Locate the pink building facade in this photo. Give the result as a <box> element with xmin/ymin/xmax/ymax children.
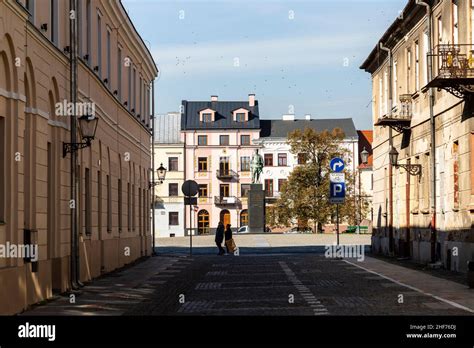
<box><xmin>181</xmin><ymin>95</ymin><xmax>261</xmax><ymax>234</ymax></box>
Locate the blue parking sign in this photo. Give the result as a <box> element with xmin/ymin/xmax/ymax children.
<box><xmin>329</xmin><ymin>182</ymin><xmax>345</xmax><ymax>204</ymax></box>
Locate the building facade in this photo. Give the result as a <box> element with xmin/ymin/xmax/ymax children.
<box><xmin>361</xmin><ymin>0</ymin><xmax>474</xmax><ymax>272</ymax></box>
<box><xmin>153</xmin><ymin>112</ymin><xmax>185</xmax><ymax>238</ymax></box>
<box><xmin>258</xmin><ymin>116</ymin><xmax>360</xmax><ymax>230</ymax></box>
<box><xmin>181</xmin><ymin>95</ymin><xmax>260</xmax><ymax>234</ymax></box>
<box><xmin>0</xmin><ymin>0</ymin><xmax>157</xmax><ymax>314</ymax></box>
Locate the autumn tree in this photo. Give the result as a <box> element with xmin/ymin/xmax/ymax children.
<box><xmin>269</xmin><ymin>127</ymin><xmax>367</xmax><ymax>233</ymax></box>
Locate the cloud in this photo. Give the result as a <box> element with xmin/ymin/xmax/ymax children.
<box><xmin>152</xmin><ymin>34</ymin><xmax>372</xmax><ymax>78</ymax></box>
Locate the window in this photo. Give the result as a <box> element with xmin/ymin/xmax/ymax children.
<box><xmin>106</xmin><ymin>28</ymin><xmax>111</xmax><ymax>87</ymax></box>
<box><xmin>393</xmin><ymin>60</ymin><xmax>398</xmax><ymax>106</ymax></box>
<box><xmin>117</xmin><ymin>46</ymin><xmax>122</xmax><ymax>99</ymax></box>
<box><xmin>220</xmin><ymin>184</ymin><xmax>230</xmax><ymax>197</ymax></box>
<box><xmin>438</xmin><ymin>16</ymin><xmax>443</xmax><ymax>69</ymax></box>
<box><xmin>236</xmin><ymin>113</ymin><xmax>246</xmax><ymax>122</ymax></box>
<box><xmin>198</xmin><ymin>184</ymin><xmax>208</xmax><ymax>197</ymax></box>
<box><xmin>0</xmin><ymin>118</ymin><xmax>4</xmax><ymax>221</ymax></box>
<box><xmin>378</xmin><ymin>77</ymin><xmax>383</xmax><ymax>117</ymax></box>
<box><xmin>278</xmin><ymin>153</ymin><xmax>287</xmax><ymax>166</ymax></box>
<box><xmin>423</xmin><ymin>32</ymin><xmax>429</xmax><ymax>86</ymax></box>
<box><xmin>220</xmin><ymin>135</ymin><xmax>229</xmax><ymax>146</ymax></box>
<box><xmin>406</xmin><ymin>49</ymin><xmax>411</xmax><ymax>94</ymax></box>
<box><xmin>169</xmin><ymin>212</ymin><xmax>179</xmax><ymax>226</ymax></box>
<box><xmin>278</xmin><ymin>179</ymin><xmax>287</xmax><ymax>192</ymax></box>
<box><xmin>202</xmin><ymin>113</ymin><xmax>212</xmax><ymax>122</ymax></box>
<box><xmin>240</xmin><ymin>210</ymin><xmax>248</xmax><ymax>227</ymax></box>
<box><xmin>453</xmin><ymin>141</ymin><xmax>460</xmax><ymax>210</ymax></box>
<box><xmin>241</xmin><ymin>184</ymin><xmax>251</xmax><ymax>197</ymax></box>
<box><xmin>169</xmin><ymin>183</ymin><xmax>179</xmax><ymax>197</ymax></box>
<box><xmin>139</xmin><ymin>76</ymin><xmax>143</xmax><ymax>119</ymax></box>
<box><xmin>50</xmin><ymin>0</ymin><xmax>58</xmax><ymax>45</ymax></box>
<box><xmin>240</xmin><ymin>135</ymin><xmax>250</xmax><ymax>145</ymax></box>
<box><xmin>415</xmin><ymin>41</ymin><xmax>419</xmax><ymax>91</ymax></box>
<box><xmin>98</xmin><ymin>171</ymin><xmax>102</xmax><ymax>233</ymax></box>
<box><xmin>168</xmin><ymin>157</ymin><xmax>178</xmax><ymax>171</ymax></box>
<box><xmin>298</xmin><ymin>153</ymin><xmax>307</xmax><ymax>164</ymax></box>
<box><xmin>26</xmin><ymin>0</ymin><xmax>35</xmax><ymax>22</ymax></box>
<box><xmin>422</xmin><ymin>153</ymin><xmax>430</xmax><ymax>211</ymax></box>
<box><xmin>198</xmin><ymin>157</ymin><xmax>208</xmax><ymax>172</ymax></box>
<box><xmin>86</xmin><ymin>0</ymin><xmax>91</xmax><ymax>64</ymax></box>
<box><xmin>107</xmin><ymin>175</ymin><xmax>112</xmax><ymax>232</ymax></box>
<box><xmin>197</xmin><ymin>210</ymin><xmax>210</xmax><ymax>235</ymax></box>
<box><xmin>132</xmin><ymin>184</ymin><xmax>136</xmax><ymax>230</ymax></box>
<box><xmin>264</xmin><ymin>154</ymin><xmax>273</xmax><ymax>166</ymax></box>
<box><xmin>85</xmin><ymin>168</ymin><xmax>92</xmax><ymax>234</ymax></box>
<box><xmin>198</xmin><ymin>135</ymin><xmax>208</xmax><ymax>145</ymax></box>
<box><xmin>132</xmin><ymin>67</ymin><xmax>136</xmax><ymax>112</ymax></box>
<box><xmin>453</xmin><ymin>0</ymin><xmax>459</xmax><ymax>45</ymax></box>
<box><xmin>383</xmin><ymin>70</ymin><xmax>388</xmax><ymax>115</ymax></box>
<box><xmin>97</xmin><ymin>12</ymin><xmax>102</xmax><ymax>76</ymax></box>
<box><xmin>127</xmin><ymin>182</ymin><xmax>131</xmax><ymax>231</ymax></box>
<box><xmin>127</xmin><ymin>61</ymin><xmax>132</xmax><ymax>111</ymax></box>
<box><xmin>265</xmin><ymin>179</ymin><xmax>274</xmax><ymax>197</ymax></box>
<box><xmin>118</xmin><ymin>178</ymin><xmax>122</xmax><ymax>231</ymax></box>
<box><xmin>240</xmin><ymin>156</ymin><xmax>250</xmax><ymax>172</ymax></box>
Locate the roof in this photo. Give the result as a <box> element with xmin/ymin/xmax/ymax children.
<box><xmin>359</xmin><ymin>0</ymin><xmax>431</xmax><ymax>74</ymax></box>
<box><xmin>154</xmin><ymin>113</ymin><xmax>182</xmax><ymax>144</ymax></box>
<box><xmin>357</xmin><ymin>130</ymin><xmax>373</xmax><ymax>168</ymax></box>
<box><xmin>259</xmin><ymin>118</ymin><xmax>358</xmax><ymax>139</ymax></box>
<box><xmin>181</xmin><ymin>100</ymin><xmax>260</xmax><ymax>130</ymax></box>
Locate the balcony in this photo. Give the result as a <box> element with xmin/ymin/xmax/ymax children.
<box><xmin>426</xmin><ymin>44</ymin><xmax>474</xmax><ymax>98</ymax></box>
<box><xmin>375</xmin><ymin>94</ymin><xmax>412</xmax><ymax>133</ymax></box>
<box><xmin>214</xmin><ymin>196</ymin><xmax>241</xmax><ymax>205</ymax></box>
<box><xmin>216</xmin><ymin>169</ymin><xmax>238</xmax><ymax>180</ymax></box>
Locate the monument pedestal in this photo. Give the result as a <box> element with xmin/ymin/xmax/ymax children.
<box><xmin>248</xmin><ymin>183</ymin><xmax>265</xmax><ymax>234</ymax></box>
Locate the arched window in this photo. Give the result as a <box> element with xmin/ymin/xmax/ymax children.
<box><xmin>240</xmin><ymin>209</ymin><xmax>248</xmax><ymax>227</ymax></box>
<box><xmin>197</xmin><ymin>210</ymin><xmax>210</xmax><ymax>235</ymax></box>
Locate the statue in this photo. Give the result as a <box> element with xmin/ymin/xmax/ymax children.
<box><xmin>250</xmin><ymin>149</ymin><xmax>264</xmax><ymax>184</ymax></box>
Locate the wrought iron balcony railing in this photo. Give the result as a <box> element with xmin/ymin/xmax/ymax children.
<box><xmin>216</xmin><ymin>169</ymin><xmax>238</xmax><ymax>179</ymax></box>
<box><xmin>214</xmin><ymin>196</ymin><xmax>241</xmax><ymax>205</ymax></box>
<box><xmin>426</xmin><ymin>44</ymin><xmax>474</xmax><ymax>98</ymax></box>
<box><xmin>375</xmin><ymin>94</ymin><xmax>412</xmax><ymax>133</ymax></box>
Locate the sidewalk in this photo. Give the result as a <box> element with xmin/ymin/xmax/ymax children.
<box><xmin>21</xmin><ymin>255</ymin><xmax>189</xmax><ymax>316</ymax></box>
<box><xmin>345</xmin><ymin>256</ymin><xmax>474</xmax><ymax>313</ymax></box>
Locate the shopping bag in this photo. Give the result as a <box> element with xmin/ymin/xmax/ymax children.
<box><xmin>225</xmin><ymin>238</ymin><xmax>237</xmax><ymax>252</ymax></box>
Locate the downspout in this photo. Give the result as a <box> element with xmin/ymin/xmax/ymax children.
<box><xmin>379</xmin><ymin>42</ymin><xmax>394</xmax><ymax>255</ymax></box>
<box><xmin>151</xmin><ymin>79</ymin><xmax>156</xmax><ymax>255</ymax></box>
<box><xmin>416</xmin><ymin>0</ymin><xmax>437</xmax><ymax>263</ymax></box>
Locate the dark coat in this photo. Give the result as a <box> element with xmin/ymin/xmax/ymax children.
<box><xmin>215</xmin><ymin>224</ymin><xmax>225</xmax><ymax>244</ymax></box>
<box><xmin>225</xmin><ymin>227</ymin><xmax>233</xmax><ymax>241</ymax></box>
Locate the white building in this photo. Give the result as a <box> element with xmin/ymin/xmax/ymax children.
<box><xmin>153</xmin><ymin>113</ymin><xmax>185</xmax><ymax>238</ymax></box>
<box><xmin>257</xmin><ymin>114</ymin><xmax>360</xmax><ymax>229</ymax></box>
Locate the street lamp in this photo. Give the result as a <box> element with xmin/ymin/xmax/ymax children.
<box><xmin>361</xmin><ymin>147</ymin><xmax>369</xmax><ymax>165</ymax></box>
<box><xmin>389</xmin><ymin>146</ymin><xmax>422</xmax><ymax>176</ymax></box>
<box><xmin>63</xmin><ymin>114</ymin><xmax>99</xmax><ymax>157</ymax></box>
<box><xmin>149</xmin><ymin>163</ymin><xmax>167</xmax><ymax>188</ymax></box>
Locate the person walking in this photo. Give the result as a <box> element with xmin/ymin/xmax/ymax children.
<box><xmin>224</xmin><ymin>224</ymin><xmax>235</xmax><ymax>254</ymax></box>
<box><xmin>215</xmin><ymin>221</ymin><xmax>225</xmax><ymax>255</ymax></box>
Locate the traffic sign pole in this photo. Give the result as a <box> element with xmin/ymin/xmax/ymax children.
<box><xmin>189</xmin><ymin>202</ymin><xmax>192</xmax><ymax>256</ymax></box>
<box><xmin>336</xmin><ymin>204</ymin><xmax>340</xmax><ymax>246</ymax></box>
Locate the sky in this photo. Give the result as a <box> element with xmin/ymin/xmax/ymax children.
<box><xmin>122</xmin><ymin>0</ymin><xmax>407</xmax><ymax>130</ymax></box>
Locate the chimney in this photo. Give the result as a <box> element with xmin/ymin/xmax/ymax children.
<box><xmin>248</xmin><ymin>94</ymin><xmax>255</xmax><ymax>107</ymax></box>
<box><xmin>211</xmin><ymin>95</ymin><xmax>218</xmax><ymax>102</ymax></box>
<box><xmin>282</xmin><ymin>114</ymin><xmax>295</xmax><ymax>121</ymax></box>
<box><xmin>305</xmin><ymin>114</ymin><xmax>311</xmax><ymax>120</ymax></box>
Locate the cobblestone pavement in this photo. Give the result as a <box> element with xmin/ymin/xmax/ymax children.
<box><xmin>23</xmin><ymin>234</ymin><xmax>472</xmax><ymax>316</ymax></box>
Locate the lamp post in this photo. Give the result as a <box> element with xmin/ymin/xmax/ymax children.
<box><xmin>358</xmin><ymin>147</ymin><xmax>369</xmax><ymax>233</ymax></box>
<box><xmin>150</xmin><ymin>163</ymin><xmax>166</xmax><ymax>255</ymax></box>
<box><xmin>389</xmin><ymin>147</ymin><xmax>422</xmax><ymax>176</ymax></box>
<box><xmin>63</xmin><ymin>114</ymin><xmax>99</xmax><ymax>157</ymax></box>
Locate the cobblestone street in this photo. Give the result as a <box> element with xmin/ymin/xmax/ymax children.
<box><xmin>24</xmin><ymin>235</ymin><xmax>473</xmax><ymax>316</ymax></box>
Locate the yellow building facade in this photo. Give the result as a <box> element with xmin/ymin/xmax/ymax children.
<box><xmin>0</xmin><ymin>0</ymin><xmax>157</xmax><ymax>314</ymax></box>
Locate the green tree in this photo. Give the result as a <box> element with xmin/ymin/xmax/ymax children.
<box><xmin>268</xmin><ymin>127</ymin><xmax>365</xmax><ymax>232</ymax></box>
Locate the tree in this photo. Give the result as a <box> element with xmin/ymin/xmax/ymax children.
<box><xmin>268</xmin><ymin>127</ymin><xmax>366</xmax><ymax>233</ymax></box>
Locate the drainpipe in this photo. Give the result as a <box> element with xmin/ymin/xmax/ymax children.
<box><xmin>151</xmin><ymin>79</ymin><xmax>156</xmax><ymax>255</ymax></box>
<box><xmin>379</xmin><ymin>42</ymin><xmax>394</xmax><ymax>256</ymax></box>
<box><xmin>416</xmin><ymin>0</ymin><xmax>437</xmax><ymax>263</ymax></box>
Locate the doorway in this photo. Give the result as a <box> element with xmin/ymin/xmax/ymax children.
<box><xmin>220</xmin><ymin>184</ymin><xmax>229</xmax><ymax>197</ymax></box>
<box><xmin>220</xmin><ymin>209</ymin><xmax>231</xmax><ymax>227</ymax></box>
<box><xmin>219</xmin><ymin>157</ymin><xmax>229</xmax><ymax>176</ymax></box>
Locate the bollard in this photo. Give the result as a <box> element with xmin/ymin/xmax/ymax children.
<box><xmin>468</xmin><ymin>261</ymin><xmax>474</xmax><ymax>289</ymax></box>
